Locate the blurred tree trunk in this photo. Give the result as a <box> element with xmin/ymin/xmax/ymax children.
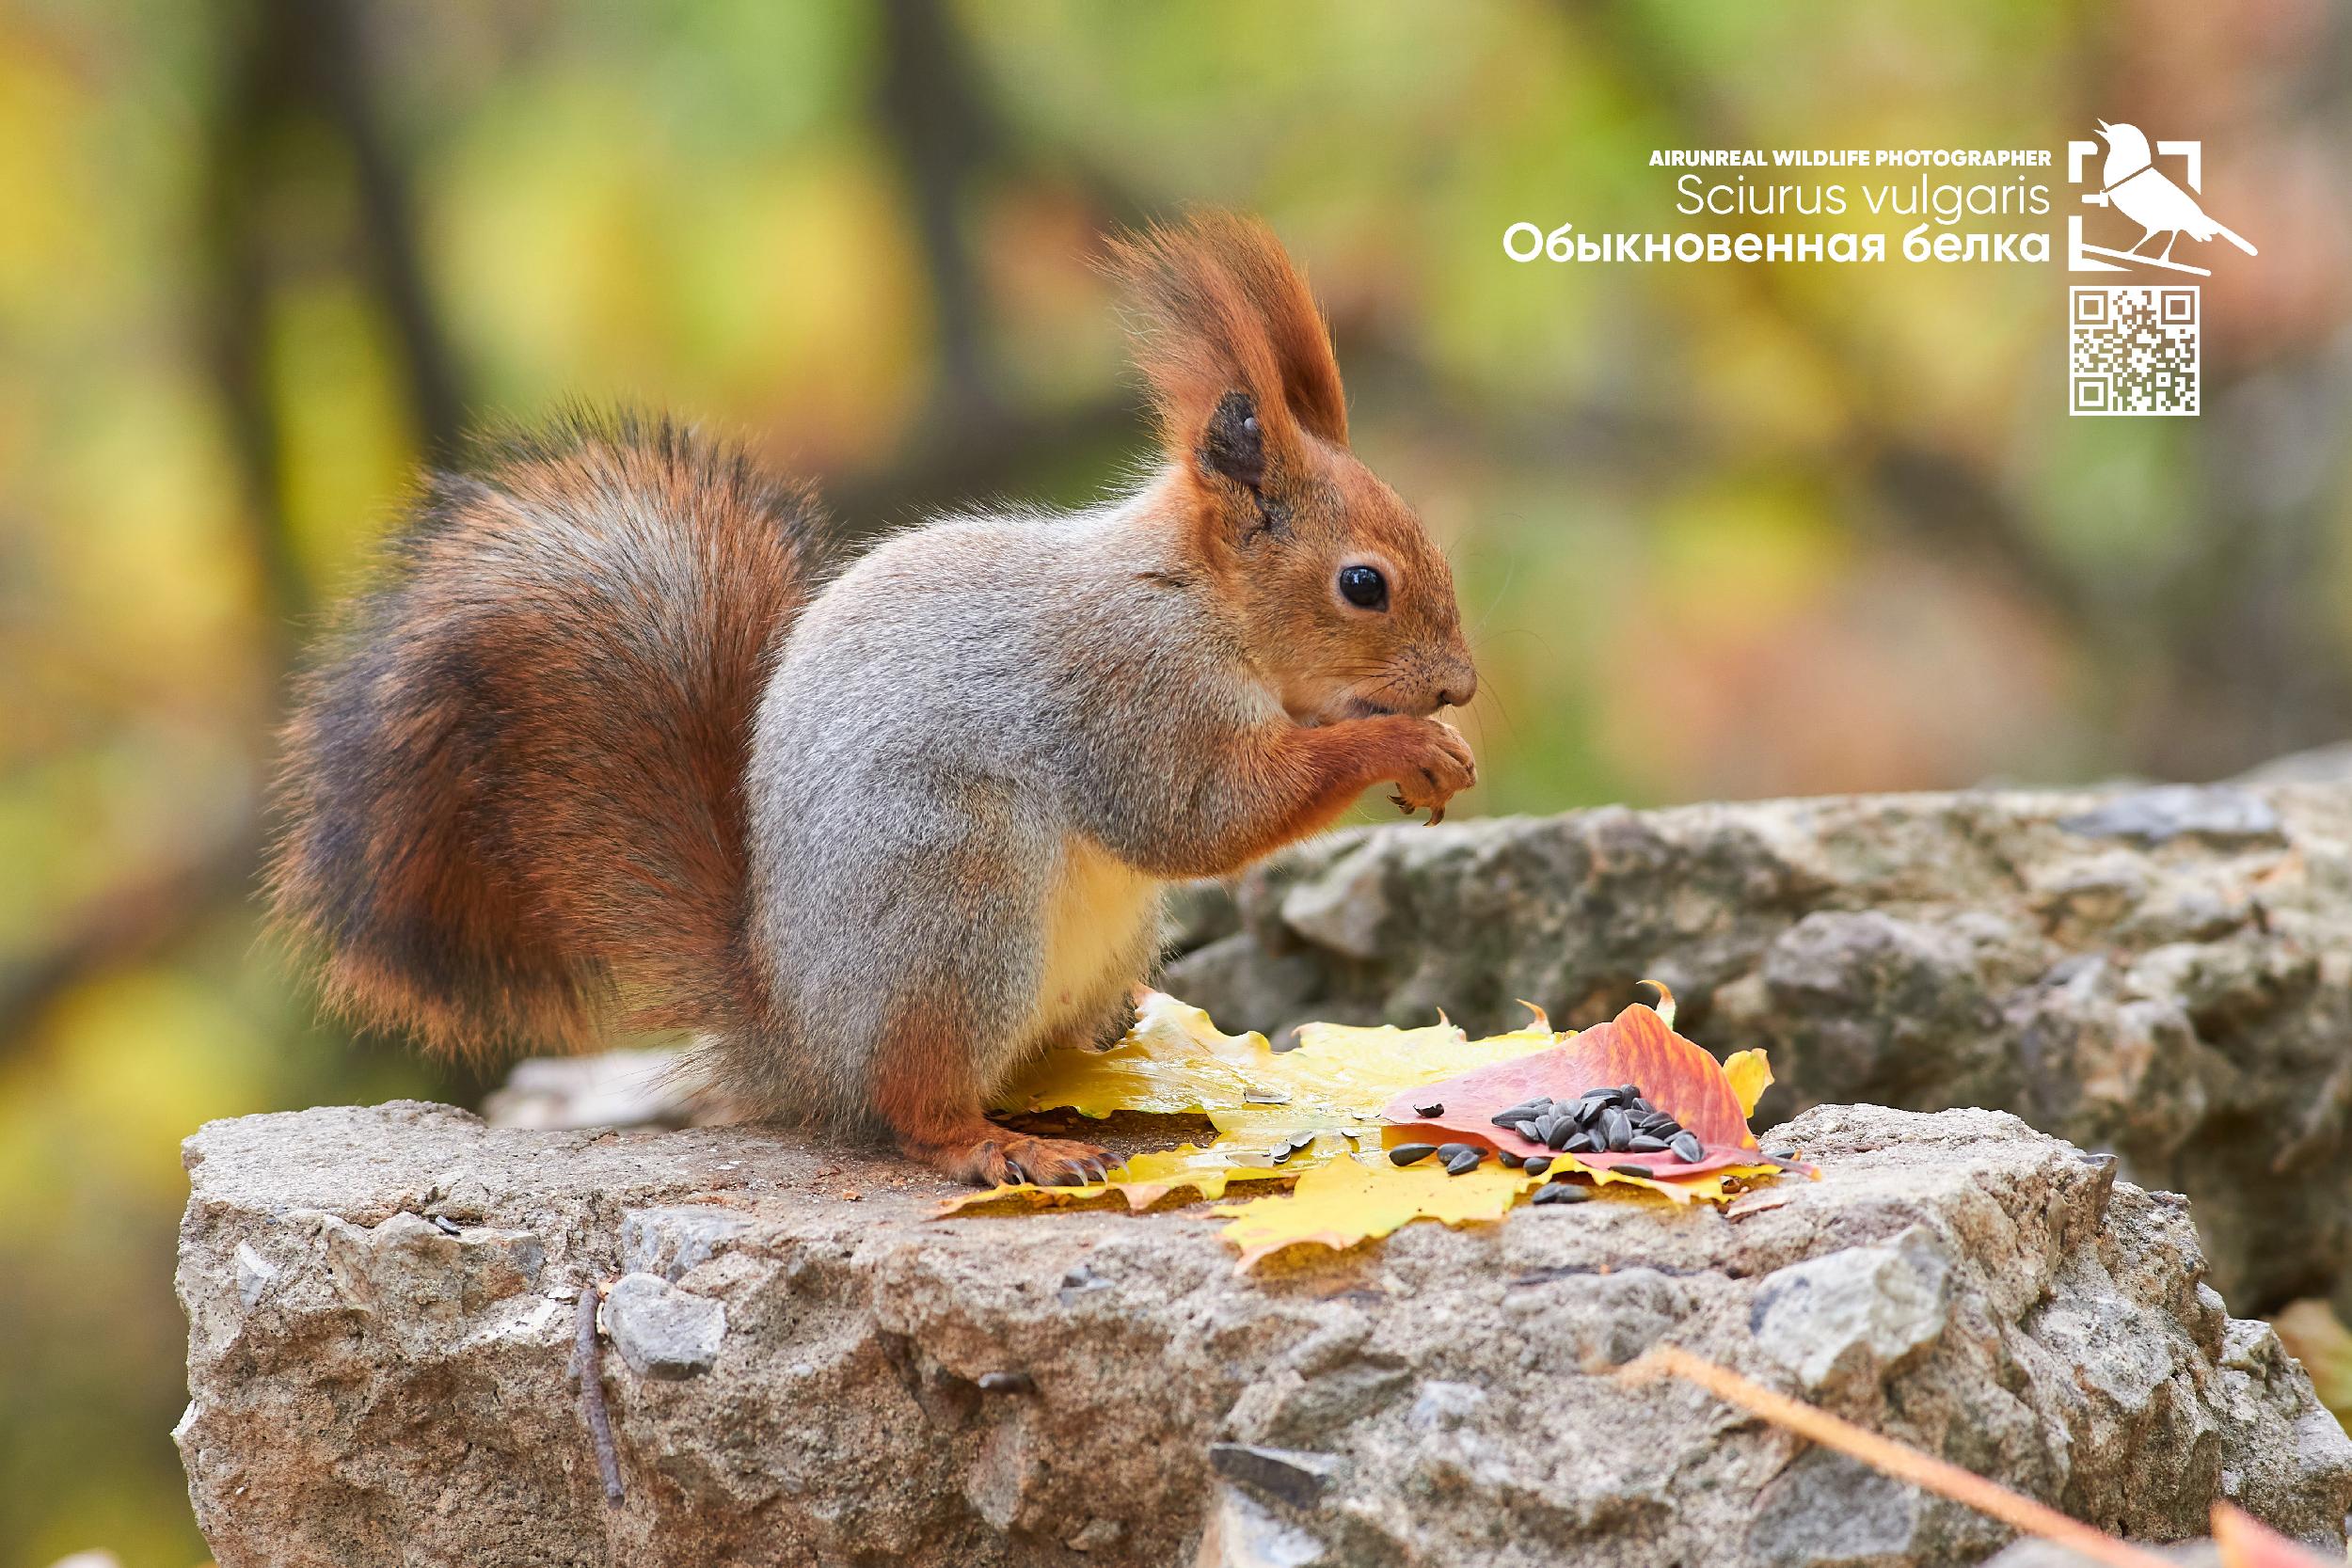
<box><xmin>3</xmin><ymin>0</ymin><xmax>480</xmax><ymax>1063</ymax></box>
<box><xmin>200</xmin><ymin>0</ymin><xmax>466</xmax><ymax>658</ymax></box>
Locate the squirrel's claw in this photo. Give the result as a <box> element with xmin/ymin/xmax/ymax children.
<box><xmin>952</xmin><ymin>1132</ymin><xmax>1113</xmax><ymax>1188</ymax></box>
<box><xmin>1390</xmin><ymin>792</ymin><xmax>1447</xmax><ymax>826</ymax></box>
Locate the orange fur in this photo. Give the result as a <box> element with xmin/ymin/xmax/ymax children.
<box><xmin>1104</xmin><ymin>211</ymin><xmax>1349</xmax><ymax>453</ymax></box>
<box><xmin>267</xmin><ymin>412</ymin><xmax>822</xmax><ymax>1060</ymax></box>
<box><xmin>1108</xmin><ymin>218</ymin><xmax>1476</xmax><ymax>734</ymax></box>
<box><xmin>1173</xmin><ymin>715</ymin><xmax>1476</xmax><ymax>878</ymax></box>
<box><xmin>870</xmin><ymin>1006</ymin><xmax>1107</xmax><ymax>1185</ymax></box>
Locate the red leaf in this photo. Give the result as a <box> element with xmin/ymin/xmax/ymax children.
<box><xmin>1381</xmin><ymin>1002</ymin><xmax>1786</xmax><ymax>1179</ymax></box>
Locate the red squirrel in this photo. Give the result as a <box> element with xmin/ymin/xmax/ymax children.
<box><xmin>268</xmin><ymin>213</ymin><xmax>1477</xmax><ymax>1185</ymax></box>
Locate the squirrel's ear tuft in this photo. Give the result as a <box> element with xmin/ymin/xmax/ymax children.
<box><xmin>1104</xmin><ymin>212</ymin><xmax>1349</xmax><ymax>470</ymax></box>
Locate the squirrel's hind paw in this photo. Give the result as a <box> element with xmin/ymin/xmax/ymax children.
<box><xmin>932</xmin><ymin>1132</ymin><xmax>1111</xmax><ymax>1189</ymax></box>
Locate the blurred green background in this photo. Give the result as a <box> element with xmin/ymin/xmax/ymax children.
<box><xmin>4</xmin><ymin>0</ymin><xmax>2349</xmax><ymax>1561</ymax></box>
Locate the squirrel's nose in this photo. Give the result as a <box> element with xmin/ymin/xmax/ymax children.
<box><xmin>1438</xmin><ymin>673</ymin><xmax>1477</xmax><ymax>710</ymax></box>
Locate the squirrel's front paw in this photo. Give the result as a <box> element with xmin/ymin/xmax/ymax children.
<box><xmin>1387</xmin><ymin>718</ymin><xmax>1476</xmax><ymax>824</ymax></box>
<box><xmin>937</xmin><ymin>1132</ymin><xmax>1112</xmax><ymax>1188</ymax></box>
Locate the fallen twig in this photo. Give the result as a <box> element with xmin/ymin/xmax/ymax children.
<box><xmin>1621</xmin><ymin>1343</ymin><xmax>2174</xmax><ymax>1568</ymax></box>
<box><xmin>2211</xmin><ymin>1503</ymin><xmax>2334</xmax><ymax>1568</ymax></box>
<box><xmin>571</xmin><ymin>1280</ymin><xmax>624</xmax><ymax>1506</ymax></box>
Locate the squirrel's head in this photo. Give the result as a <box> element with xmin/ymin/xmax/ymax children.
<box><xmin>1108</xmin><ymin>213</ymin><xmax>1477</xmax><ymax>727</ymax></box>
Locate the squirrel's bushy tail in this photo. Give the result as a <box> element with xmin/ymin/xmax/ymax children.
<box><xmin>267</xmin><ymin>411</ymin><xmax>822</xmax><ymax>1058</ymax></box>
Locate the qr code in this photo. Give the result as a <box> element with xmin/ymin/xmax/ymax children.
<box><xmin>2070</xmin><ymin>286</ymin><xmax>2199</xmax><ymax>416</ymax></box>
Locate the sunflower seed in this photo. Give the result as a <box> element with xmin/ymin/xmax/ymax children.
<box><xmin>1388</xmin><ymin>1144</ymin><xmax>1438</xmax><ymax>1166</ymax></box>
<box><xmin>1435</xmin><ymin>1143</ymin><xmax>1479</xmax><ymax>1163</ymax></box>
<box><xmin>1771</xmin><ymin>1148</ymin><xmax>1799</xmax><ymax>1161</ymax></box>
<box><xmin>1519</xmin><ymin>1155</ymin><xmax>1550</xmax><ymax>1177</ymax></box>
<box><xmin>1532</xmin><ymin>1183</ymin><xmax>1591</xmax><ymax>1206</ymax></box>
<box><xmin>1627</xmin><ymin>1133</ymin><xmax>1671</xmax><ymax>1154</ymax></box>
<box><xmin>1514</xmin><ymin>1119</ymin><xmax>1542</xmax><ymax>1141</ymax></box>
<box><xmin>1546</xmin><ymin>1117</ymin><xmax>1574</xmax><ymax>1150</ymax></box>
<box><xmin>1532</xmin><ymin>1114</ymin><xmax>1561</xmax><ymax>1144</ymax></box>
<box><xmin>1444</xmin><ymin>1149</ymin><xmax>1483</xmax><ymax>1176</ymax></box>
<box><xmin>1615</xmin><ymin>1164</ymin><xmax>1655</xmax><ymax>1180</ymax></box>
<box><xmin>1495</xmin><ymin>1149</ymin><xmax>1523</xmax><ymax>1170</ymax></box>
<box><xmin>1413</xmin><ymin>1101</ymin><xmax>1445</xmax><ymax>1117</ymax></box>
<box><xmin>1670</xmin><ymin>1132</ymin><xmax>1705</xmax><ymax>1163</ymax></box>
<box><xmin>1601</xmin><ymin>1108</ymin><xmax>1632</xmax><ymax>1151</ymax></box>
<box><xmin>1564</xmin><ymin>1131</ymin><xmax>1598</xmax><ymax>1154</ymax></box>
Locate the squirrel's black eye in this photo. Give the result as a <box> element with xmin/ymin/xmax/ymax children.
<box><xmin>1337</xmin><ymin>564</ymin><xmax>1389</xmax><ymax>610</ymax></box>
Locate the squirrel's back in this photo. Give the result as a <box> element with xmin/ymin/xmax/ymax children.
<box><xmin>267</xmin><ymin>411</ymin><xmax>825</xmax><ymax>1057</ymax></box>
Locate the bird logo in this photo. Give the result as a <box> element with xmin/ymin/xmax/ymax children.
<box><xmin>2076</xmin><ymin>120</ymin><xmax>2257</xmax><ymax>274</ymax></box>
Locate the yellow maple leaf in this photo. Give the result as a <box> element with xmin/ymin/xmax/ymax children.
<box><xmin>936</xmin><ymin>1142</ymin><xmax>1295</xmax><ymax>1216</ymax></box>
<box><xmin>1274</xmin><ymin>1015</ymin><xmax>1564</xmax><ymax>1116</ymax></box>
<box><xmin>1210</xmin><ymin>1153</ymin><xmax>1543</xmax><ymax>1271</ymax></box>
<box><xmin>993</xmin><ymin>992</ymin><xmax>1271</xmax><ymax>1118</ymax></box>
<box><xmin>968</xmin><ymin>992</ymin><xmax>1565</xmax><ymax>1213</ymax></box>
<box><xmin>1724</xmin><ymin>1048</ymin><xmax>1774</xmax><ymax>1118</ymax></box>
<box><xmin>960</xmin><ymin>991</ymin><xmax>1797</xmax><ymax>1252</ymax></box>
<box><xmin>1567</xmin><ymin>1157</ymin><xmax>1787</xmax><ymax>1205</ymax></box>
<box><xmin>994</xmin><ymin>990</ymin><xmax>1562</xmax><ymax>1134</ymax></box>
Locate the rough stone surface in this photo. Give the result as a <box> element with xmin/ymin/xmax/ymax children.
<box><xmin>621</xmin><ymin>1205</ymin><xmax>751</xmax><ymax>1281</ymax></box>
<box><xmin>1750</xmin><ymin>1226</ymin><xmax>1952</xmax><ymax>1395</ymax></box>
<box><xmin>176</xmin><ymin>1100</ymin><xmax>2352</xmax><ymax>1568</ymax></box>
<box><xmin>602</xmin><ymin>1271</ymin><xmax>726</xmax><ymax>1380</ymax></box>
<box><xmin>1158</xmin><ymin>783</ymin><xmax>2352</xmax><ymax>1314</ymax></box>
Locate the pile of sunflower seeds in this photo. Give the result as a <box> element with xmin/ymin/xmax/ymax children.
<box><xmin>1491</xmin><ymin>1085</ymin><xmax>1707</xmax><ymax>1165</ymax></box>
<box><xmin>1386</xmin><ymin>1083</ymin><xmax>1707</xmax><ymax>1181</ymax></box>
